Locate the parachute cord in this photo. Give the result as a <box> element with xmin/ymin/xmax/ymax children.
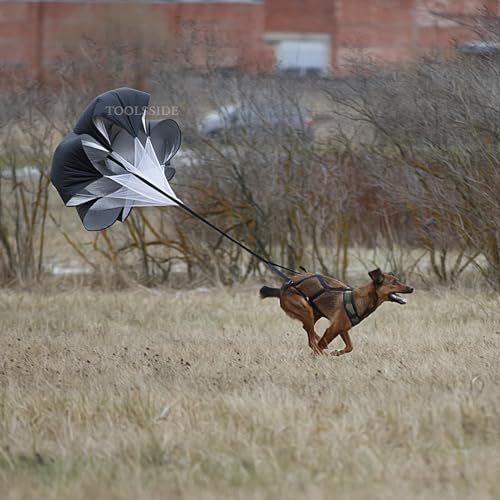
<box><xmin>171</xmin><ymin>197</ymin><xmax>297</xmax><ymax>281</ymax></box>
<box><xmin>114</xmin><ymin>166</ymin><xmax>299</xmax><ymax>281</ymax></box>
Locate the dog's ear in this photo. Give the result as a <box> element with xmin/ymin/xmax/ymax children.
<box><xmin>368</xmin><ymin>268</ymin><xmax>384</xmax><ymax>285</ymax></box>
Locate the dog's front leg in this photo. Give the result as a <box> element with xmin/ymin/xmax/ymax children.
<box><xmin>318</xmin><ymin>324</ymin><xmax>341</xmax><ymax>351</ymax></box>
<box><xmin>331</xmin><ymin>331</ymin><xmax>353</xmax><ymax>356</ymax></box>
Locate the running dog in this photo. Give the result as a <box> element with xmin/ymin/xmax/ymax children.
<box><xmin>260</xmin><ymin>268</ymin><xmax>413</xmax><ymax>355</ymax></box>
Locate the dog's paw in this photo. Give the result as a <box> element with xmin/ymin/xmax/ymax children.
<box><xmin>330</xmin><ymin>350</ymin><xmax>342</xmax><ymax>356</ymax></box>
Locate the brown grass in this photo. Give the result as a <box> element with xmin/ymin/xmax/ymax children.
<box><xmin>0</xmin><ymin>286</ymin><xmax>499</xmax><ymax>499</ymax></box>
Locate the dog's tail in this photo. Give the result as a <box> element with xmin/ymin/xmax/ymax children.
<box><xmin>259</xmin><ymin>286</ymin><xmax>281</xmax><ymax>299</ymax></box>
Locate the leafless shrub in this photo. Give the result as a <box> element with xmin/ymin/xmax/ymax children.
<box><xmin>2</xmin><ymin>17</ymin><xmax>500</xmax><ymax>289</ymax></box>
<box><xmin>0</xmin><ymin>83</ymin><xmax>56</xmax><ymax>285</ymax></box>
<box><xmin>322</xmin><ymin>51</ymin><xmax>500</xmax><ymax>289</ymax></box>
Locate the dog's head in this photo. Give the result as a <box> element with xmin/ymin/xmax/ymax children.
<box><xmin>368</xmin><ymin>268</ymin><xmax>414</xmax><ymax>305</ymax></box>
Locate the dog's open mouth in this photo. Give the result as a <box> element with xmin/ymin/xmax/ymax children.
<box><xmin>389</xmin><ymin>292</ymin><xmax>407</xmax><ymax>305</ymax></box>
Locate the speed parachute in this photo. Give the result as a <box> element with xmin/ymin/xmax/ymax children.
<box><xmin>51</xmin><ymin>87</ymin><xmax>181</xmax><ymax>231</ymax></box>
<box><xmin>51</xmin><ymin>87</ymin><xmax>296</xmax><ymax>277</ymax></box>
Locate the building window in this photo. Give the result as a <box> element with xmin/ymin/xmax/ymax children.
<box><xmin>264</xmin><ymin>33</ymin><xmax>330</xmax><ymax>76</ymax></box>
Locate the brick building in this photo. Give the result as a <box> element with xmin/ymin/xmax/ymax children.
<box><xmin>0</xmin><ymin>0</ymin><xmax>498</xmax><ymax>83</ymax></box>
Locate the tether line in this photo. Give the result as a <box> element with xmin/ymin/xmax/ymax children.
<box><xmin>110</xmin><ymin>157</ymin><xmax>298</xmax><ymax>280</ymax></box>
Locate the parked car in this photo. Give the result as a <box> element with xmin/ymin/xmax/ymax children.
<box><xmin>198</xmin><ymin>101</ymin><xmax>314</xmax><ymax>141</ymax></box>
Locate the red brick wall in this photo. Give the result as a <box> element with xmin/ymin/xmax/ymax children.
<box><xmin>0</xmin><ymin>3</ymin><xmax>39</xmax><ymax>77</ymax></box>
<box><xmin>0</xmin><ymin>1</ymin><xmax>270</xmax><ymax>84</ymax></box>
<box><xmin>164</xmin><ymin>3</ymin><xmax>272</xmax><ymax>69</ymax></box>
<box><xmin>334</xmin><ymin>0</ymin><xmax>498</xmax><ymax>67</ymax></box>
<box><xmin>0</xmin><ymin>0</ymin><xmax>498</xmax><ymax>85</ymax></box>
<box><xmin>265</xmin><ymin>0</ymin><xmax>496</xmax><ymax>71</ymax></box>
<box><xmin>265</xmin><ymin>0</ymin><xmax>335</xmax><ymax>32</ymax></box>
<box><xmin>334</xmin><ymin>0</ymin><xmax>416</xmax><ymax>66</ymax></box>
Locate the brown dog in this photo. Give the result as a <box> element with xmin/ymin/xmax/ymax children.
<box><xmin>260</xmin><ymin>268</ymin><xmax>413</xmax><ymax>355</ymax></box>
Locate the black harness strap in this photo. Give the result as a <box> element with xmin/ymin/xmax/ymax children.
<box><xmin>283</xmin><ymin>275</ymin><xmax>324</xmax><ymax>314</ymax></box>
<box><xmin>285</xmin><ymin>273</ymin><xmax>358</xmax><ymax>323</ymax></box>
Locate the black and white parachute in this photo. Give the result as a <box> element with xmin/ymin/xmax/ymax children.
<box><xmin>51</xmin><ymin>87</ymin><xmax>296</xmax><ymax>278</ymax></box>
<box><xmin>51</xmin><ymin>87</ymin><xmax>181</xmax><ymax>231</ymax></box>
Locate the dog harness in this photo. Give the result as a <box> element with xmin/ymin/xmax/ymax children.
<box><xmin>342</xmin><ymin>289</ymin><xmax>361</xmax><ymax>326</ymax></box>
<box><xmin>285</xmin><ymin>273</ymin><xmax>361</xmax><ymax>326</ymax></box>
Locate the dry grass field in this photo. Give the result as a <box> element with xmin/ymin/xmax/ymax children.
<box><xmin>0</xmin><ymin>285</ymin><xmax>499</xmax><ymax>500</ymax></box>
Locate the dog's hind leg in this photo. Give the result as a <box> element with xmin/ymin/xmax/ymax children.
<box><xmin>302</xmin><ymin>313</ymin><xmax>322</xmax><ymax>355</ymax></box>
<box><xmin>281</xmin><ymin>295</ymin><xmax>321</xmax><ymax>354</ymax></box>
<box><xmin>331</xmin><ymin>331</ymin><xmax>353</xmax><ymax>356</ymax></box>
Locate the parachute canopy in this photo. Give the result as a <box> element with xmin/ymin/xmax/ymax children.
<box><xmin>51</xmin><ymin>87</ymin><xmax>182</xmax><ymax>231</ymax></box>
